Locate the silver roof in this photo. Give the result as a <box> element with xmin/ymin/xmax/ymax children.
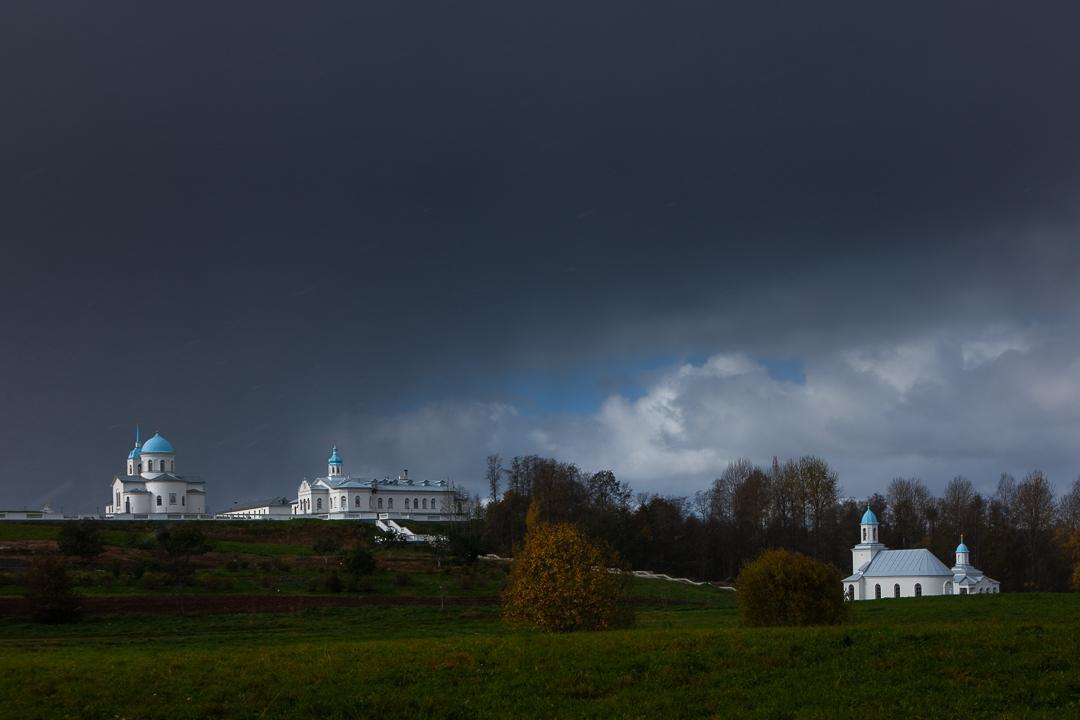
<box><xmin>861</xmin><ymin>549</ymin><xmax>953</xmax><ymax>577</ymax></box>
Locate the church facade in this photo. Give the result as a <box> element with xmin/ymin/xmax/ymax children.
<box><xmin>843</xmin><ymin>507</ymin><xmax>1000</xmax><ymax>600</ymax></box>
<box><xmin>294</xmin><ymin>447</ymin><xmax>463</xmax><ymax>520</ymax></box>
<box><xmin>105</xmin><ymin>430</ymin><xmax>207</xmax><ymax>516</ymax></box>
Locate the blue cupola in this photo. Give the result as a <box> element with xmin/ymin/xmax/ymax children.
<box><xmin>859</xmin><ymin>506</ymin><xmax>880</xmax><ymax>544</ymax></box>
<box><xmin>128</xmin><ymin>425</ymin><xmax>142</xmax><ymax>459</ymax></box>
<box><xmin>141</xmin><ymin>432</ymin><xmax>175</xmax><ymax>454</ymax></box>
<box><xmin>327</xmin><ymin>446</ymin><xmax>343</xmax><ymax>476</ymax></box>
<box><xmin>955</xmin><ymin>535</ymin><xmax>971</xmax><ymax>566</ymax></box>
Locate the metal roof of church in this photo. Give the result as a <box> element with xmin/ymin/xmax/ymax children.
<box><xmin>862</xmin><ymin>549</ymin><xmax>953</xmax><ymax>577</ymax></box>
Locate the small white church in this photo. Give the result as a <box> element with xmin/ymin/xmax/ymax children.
<box><xmin>105</xmin><ymin>429</ymin><xmax>207</xmax><ymax>516</ymax></box>
<box><xmin>843</xmin><ymin>507</ymin><xmax>1000</xmax><ymax>600</ymax></box>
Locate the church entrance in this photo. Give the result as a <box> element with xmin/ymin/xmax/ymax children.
<box><xmin>124</xmin><ymin>498</ymin><xmax>130</xmax><ymax>513</ymax></box>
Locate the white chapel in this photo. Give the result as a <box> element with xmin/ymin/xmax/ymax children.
<box><xmin>105</xmin><ymin>429</ymin><xmax>207</xmax><ymax>516</ymax></box>
<box><xmin>843</xmin><ymin>507</ymin><xmax>1000</xmax><ymax>600</ymax></box>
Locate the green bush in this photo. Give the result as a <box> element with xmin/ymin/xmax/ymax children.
<box><xmin>342</xmin><ymin>547</ymin><xmax>376</xmax><ymax>577</ymax></box>
<box><xmin>736</xmin><ymin>548</ymin><xmax>846</xmax><ymax>627</ymax></box>
<box><xmin>57</xmin><ymin>520</ymin><xmax>104</xmax><ymax>559</ymax></box>
<box><xmin>23</xmin><ymin>556</ymin><xmax>82</xmax><ymax>624</ymax></box>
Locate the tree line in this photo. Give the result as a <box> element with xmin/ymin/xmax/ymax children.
<box><xmin>470</xmin><ymin>454</ymin><xmax>1080</xmax><ymax>591</ymax></box>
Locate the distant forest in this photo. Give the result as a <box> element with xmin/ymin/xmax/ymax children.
<box><xmin>468</xmin><ymin>455</ymin><xmax>1080</xmax><ymax>592</ymax></box>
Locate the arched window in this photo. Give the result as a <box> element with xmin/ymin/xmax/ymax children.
<box><xmin>894</xmin><ymin>584</ymin><xmax>900</xmax><ymax>598</ymax></box>
<box><xmin>156</xmin><ymin>495</ymin><xmax>162</xmax><ymax>506</ymax></box>
<box><xmin>138</xmin><ymin>463</ymin><xmax>142</xmax><ymax>473</ymax></box>
<box><xmin>404</xmin><ymin>498</ymin><xmax>409</xmax><ymax>509</ymax></box>
<box><xmin>431</xmin><ymin>497</ymin><xmax>436</xmax><ymax>511</ymax></box>
<box><xmin>874</xmin><ymin>584</ymin><xmax>881</xmax><ymax>599</ymax></box>
<box><xmin>915</xmin><ymin>583</ymin><xmax>922</xmax><ymax>597</ymax></box>
<box><xmin>846</xmin><ymin>585</ymin><xmax>854</xmax><ymax>601</ymax></box>
<box><xmin>413</xmin><ymin>498</ymin><xmax>418</xmax><ymax>509</ymax></box>
<box><xmin>355</xmin><ymin>496</ymin><xmax>361</xmax><ymax>508</ymax></box>
<box><xmin>181</xmin><ymin>496</ymin><xmax>185</xmax><ymax>506</ymax></box>
<box><xmin>422</xmin><ymin>498</ymin><xmax>427</xmax><ymax>509</ymax></box>
<box><xmin>862</xmin><ymin>528</ymin><xmax>866</xmax><ymax>541</ymax></box>
<box><xmin>316</xmin><ymin>498</ymin><xmax>322</xmax><ymax>510</ymax></box>
<box><xmin>388</xmin><ymin>498</ymin><xmax>393</xmax><ymax>509</ymax></box>
<box><xmin>341</xmin><ymin>495</ymin><xmax>346</xmax><ymax>508</ymax></box>
<box><xmin>378</xmin><ymin>498</ymin><xmax>384</xmax><ymax>509</ymax></box>
<box><xmin>160</xmin><ymin>459</ymin><xmax>166</xmax><ymax>472</ymax></box>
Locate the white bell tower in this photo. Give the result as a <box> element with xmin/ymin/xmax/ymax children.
<box><xmin>328</xmin><ymin>446</ymin><xmax>343</xmax><ymax>477</ymax></box>
<box><xmin>852</xmin><ymin>506</ymin><xmax>885</xmax><ymax>572</ymax></box>
<box><xmin>126</xmin><ymin>426</ymin><xmax>142</xmax><ymax>476</ymax></box>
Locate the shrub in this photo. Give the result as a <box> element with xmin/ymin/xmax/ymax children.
<box><xmin>341</xmin><ymin>547</ymin><xmax>376</xmax><ymax>577</ymax></box>
<box><xmin>736</xmin><ymin>549</ymin><xmax>846</xmax><ymax>627</ymax></box>
<box><xmin>324</xmin><ymin>572</ymin><xmax>343</xmax><ymax>593</ymax></box>
<box><xmin>24</xmin><ymin>556</ymin><xmax>82</xmax><ymax>624</ymax></box>
<box><xmin>502</xmin><ymin>522</ymin><xmax>630</xmax><ymax>632</ymax></box>
<box><xmin>57</xmin><ymin>520</ymin><xmax>104</xmax><ymax>559</ymax></box>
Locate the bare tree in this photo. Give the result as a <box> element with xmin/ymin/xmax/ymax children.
<box><xmin>1058</xmin><ymin>476</ymin><xmax>1080</xmax><ymax>532</ymax></box>
<box><xmin>1016</xmin><ymin>470</ymin><xmax>1056</xmax><ymax>589</ymax></box>
<box><xmin>485</xmin><ymin>454</ymin><xmax>503</xmax><ymax>502</ymax></box>
<box><xmin>886</xmin><ymin>477</ymin><xmax>931</xmax><ymax>548</ymax></box>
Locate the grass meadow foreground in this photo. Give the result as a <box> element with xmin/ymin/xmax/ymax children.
<box><xmin>1</xmin><ymin>591</ymin><xmax>1078</xmax><ymax>719</ymax></box>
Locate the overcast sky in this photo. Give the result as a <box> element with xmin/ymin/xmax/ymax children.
<box><xmin>2</xmin><ymin>2</ymin><xmax>1079</xmax><ymax>512</ymax></box>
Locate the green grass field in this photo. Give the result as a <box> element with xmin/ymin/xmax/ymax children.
<box><xmin>1</xmin><ymin>589</ymin><xmax>1077</xmax><ymax>719</ymax></box>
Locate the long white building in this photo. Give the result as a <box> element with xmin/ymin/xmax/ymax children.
<box><xmin>843</xmin><ymin>507</ymin><xmax>1000</xmax><ymax>600</ymax></box>
<box><xmin>105</xmin><ymin>429</ymin><xmax>207</xmax><ymax>517</ymax></box>
<box><xmin>294</xmin><ymin>447</ymin><xmax>463</xmax><ymax>520</ymax></box>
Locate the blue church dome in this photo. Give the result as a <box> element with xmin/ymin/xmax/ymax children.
<box><xmin>128</xmin><ymin>447</ymin><xmax>142</xmax><ymax>459</ymax></box>
<box><xmin>956</xmin><ymin>541</ymin><xmax>970</xmax><ymax>553</ymax></box>
<box><xmin>328</xmin><ymin>446</ymin><xmax>342</xmax><ymax>465</ymax></box>
<box><xmin>141</xmin><ymin>433</ymin><xmax>175</xmax><ymax>454</ymax></box>
<box><xmin>860</xmin><ymin>507</ymin><xmax>879</xmax><ymax>525</ymax></box>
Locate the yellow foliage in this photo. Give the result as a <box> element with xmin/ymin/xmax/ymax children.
<box><xmin>502</xmin><ymin>522</ymin><xmax>630</xmax><ymax>632</ymax></box>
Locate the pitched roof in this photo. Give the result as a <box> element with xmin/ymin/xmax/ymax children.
<box><xmin>862</xmin><ymin>549</ymin><xmax>953</xmax><ymax>577</ymax></box>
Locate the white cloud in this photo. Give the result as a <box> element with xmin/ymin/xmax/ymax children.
<box><xmin>323</xmin><ymin>323</ymin><xmax>1080</xmax><ymax>499</ymax></box>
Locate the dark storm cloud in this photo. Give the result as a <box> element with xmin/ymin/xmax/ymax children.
<box><xmin>1</xmin><ymin>2</ymin><xmax>1078</xmax><ymax>509</ymax></box>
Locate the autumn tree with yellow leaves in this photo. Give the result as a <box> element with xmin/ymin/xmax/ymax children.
<box><xmin>502</xmin><ymin>516</ymin><xmax>631</xmax><ymax>632</ymax></box>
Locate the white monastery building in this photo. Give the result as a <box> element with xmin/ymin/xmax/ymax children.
<box><xmin>218</xmin><ymin>497</ymin><xmax>293</xmax><ymax>519</ymax></box>
<box><xmin>294</xmin><ymin>446</ymin><xmax>463</xmax><ymax>520</ymax></box>
<box><xmin>105</xmin><ymin>429</ymin><xmax>207</xmax><ymax>517</ymax></box>
<box><xmin>843</xmin><ymin>507</ymin><xmax>1000</xmax><ymax>600</ymax></box>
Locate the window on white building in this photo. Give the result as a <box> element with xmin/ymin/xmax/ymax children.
<box><xmin>355</xmin><ymin>496</ymin><xmax>361</xmax><ymax>508</ymax></box>
<box><xmin>156</xmin><ymin>496</ymin><xmax>162</xmax><ymax>506</ymax></box>
<box><xmin>894</xmin><ymin>584</ymin><xmax>900</xmax><ymax>598</ymax></box>
<box><xmin>413</xmin><ymin>498</ymin><xmax>418</xmax><ymax>509</ymax></box>
<box><xmin>378</xmin><ymin>498</ymin><xmax>383</xmax><ymax>509</ymax></box>
<box><xmin>846</xmin><ymin>585</ymin><xmax>854</xmax><ymax>601</ymax></box>
<box><xmin>915</xmin><ymin>583</ymin><xmax>922</xmax><ymax>597</ymax></box>
<box><xmin>862</xmin><ymin>528</ymin><xmax>866</xmax><ymax>541</ymax></box>
<box><xmin>341</xmin><ymin>495</ymin><xmax>346</xmax><ymax>508</ymax></box>
<box><xmin>169</xmin><ymin>493</ymin><xmax>177</xmax><ymax>505</ymax></box>
<box><xmin>181</xmin><ymin>496</ymin><xmax>185</xmax><ymax>506</ymax></box>
<box><xmin>138</xmin><ymin>463</ymin><xmax>142</xmax><ymax>473</ymax></box>
<box><xmin>422</xmin><ymin>498</ymin><xmax>427</xmax><ymax>509</ymax></box>
<box><xmin>160</xmin><ymin>460</ymin><xmax>166</xmax><ymax>472</ymax></box>
<box><xmin>430</xmin><ymin>497</ymin><xmax>436</xmax><ymax>511</ymax></box>
<box><xmin>874</xmin><ymin>584</ymin><xmax>881</xmax><ymax>599</ymax></box>
<box><xmin>388</xmin><ymin>498</ymin><xmax>393</xmax><ymax>509</ymax></box>
<box><xmin>317</xmin><ymin>498</ymin><xmax>322</xmax><ymax>510</ymax></box>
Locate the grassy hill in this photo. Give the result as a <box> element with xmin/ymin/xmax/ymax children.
<box><xmin>0</xmin><ymin>523</ymin><xmax>1077</xmax><ymax>717</ymax></box>
<box><xmin>0</xmin><ymin>589</ymin><xmax>1077</xmax><ymax>718</ymax></box>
